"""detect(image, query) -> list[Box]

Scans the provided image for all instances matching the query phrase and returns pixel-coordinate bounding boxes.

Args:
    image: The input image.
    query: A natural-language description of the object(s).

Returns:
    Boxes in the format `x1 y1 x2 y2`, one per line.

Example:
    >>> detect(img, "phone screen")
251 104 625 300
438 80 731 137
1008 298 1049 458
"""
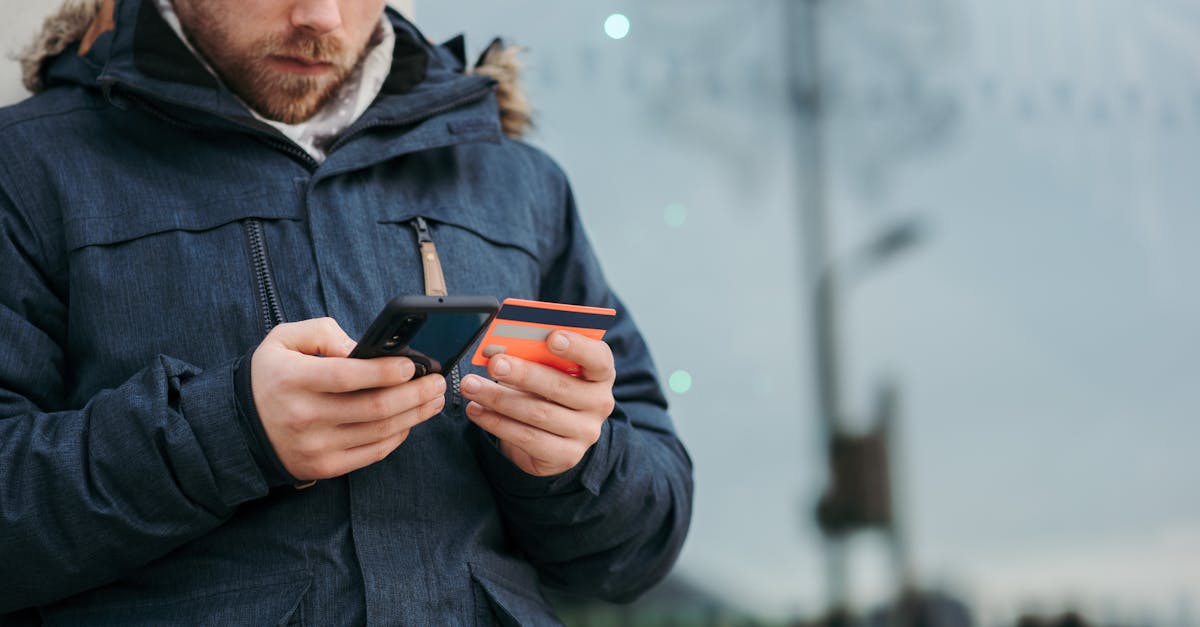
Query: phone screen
349 295 500 373
402 311 494 374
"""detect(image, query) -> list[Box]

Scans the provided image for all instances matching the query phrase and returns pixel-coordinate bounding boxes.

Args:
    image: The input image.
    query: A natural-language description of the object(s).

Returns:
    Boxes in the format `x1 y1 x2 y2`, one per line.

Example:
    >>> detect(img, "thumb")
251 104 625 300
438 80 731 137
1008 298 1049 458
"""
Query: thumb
265 317 357 358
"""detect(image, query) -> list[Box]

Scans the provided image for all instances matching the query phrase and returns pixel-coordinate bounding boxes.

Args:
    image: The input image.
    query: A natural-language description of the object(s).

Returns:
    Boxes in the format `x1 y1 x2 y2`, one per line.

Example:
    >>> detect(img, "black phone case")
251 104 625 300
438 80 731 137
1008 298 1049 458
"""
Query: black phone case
349 295 500 376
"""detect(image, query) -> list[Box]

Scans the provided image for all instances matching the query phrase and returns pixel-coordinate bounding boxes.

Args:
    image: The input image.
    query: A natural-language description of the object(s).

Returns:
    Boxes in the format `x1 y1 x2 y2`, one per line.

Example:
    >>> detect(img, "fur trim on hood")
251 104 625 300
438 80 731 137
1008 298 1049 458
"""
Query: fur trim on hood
467 39 532 139
16 0 531 138
17 0 102 95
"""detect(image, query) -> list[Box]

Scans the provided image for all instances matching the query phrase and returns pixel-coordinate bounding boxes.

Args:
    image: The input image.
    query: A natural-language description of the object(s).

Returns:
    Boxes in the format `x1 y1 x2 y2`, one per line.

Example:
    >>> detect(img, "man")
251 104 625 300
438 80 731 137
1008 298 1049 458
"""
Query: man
0 0 692 623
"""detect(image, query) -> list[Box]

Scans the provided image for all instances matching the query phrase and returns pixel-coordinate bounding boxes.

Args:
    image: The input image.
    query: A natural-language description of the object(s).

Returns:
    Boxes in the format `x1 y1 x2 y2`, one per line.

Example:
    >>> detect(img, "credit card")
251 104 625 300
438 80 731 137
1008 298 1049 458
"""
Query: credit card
470 298 617 376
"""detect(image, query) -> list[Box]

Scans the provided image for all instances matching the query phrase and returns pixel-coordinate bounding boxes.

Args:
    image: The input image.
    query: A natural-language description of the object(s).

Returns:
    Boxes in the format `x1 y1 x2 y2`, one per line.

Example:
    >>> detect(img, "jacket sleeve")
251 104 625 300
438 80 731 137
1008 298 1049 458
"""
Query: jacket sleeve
0 184 276 612
473 168 694 603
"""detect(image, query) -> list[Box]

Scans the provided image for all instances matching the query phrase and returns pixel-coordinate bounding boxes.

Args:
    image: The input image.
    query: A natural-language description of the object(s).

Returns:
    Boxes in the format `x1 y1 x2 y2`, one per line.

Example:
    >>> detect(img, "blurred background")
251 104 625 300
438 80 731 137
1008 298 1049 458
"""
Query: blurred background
3 1 1198 625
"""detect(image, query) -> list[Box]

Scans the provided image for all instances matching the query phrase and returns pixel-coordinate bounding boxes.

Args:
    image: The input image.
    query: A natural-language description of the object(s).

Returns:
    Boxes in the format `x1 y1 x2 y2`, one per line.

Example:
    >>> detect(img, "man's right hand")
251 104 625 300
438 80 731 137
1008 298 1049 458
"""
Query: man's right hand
250 317 446 482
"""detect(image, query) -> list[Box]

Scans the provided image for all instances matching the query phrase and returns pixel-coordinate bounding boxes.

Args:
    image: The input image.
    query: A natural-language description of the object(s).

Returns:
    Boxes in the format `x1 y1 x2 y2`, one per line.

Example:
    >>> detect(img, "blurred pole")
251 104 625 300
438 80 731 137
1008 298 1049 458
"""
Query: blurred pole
784 0 851 618
787 0 836 484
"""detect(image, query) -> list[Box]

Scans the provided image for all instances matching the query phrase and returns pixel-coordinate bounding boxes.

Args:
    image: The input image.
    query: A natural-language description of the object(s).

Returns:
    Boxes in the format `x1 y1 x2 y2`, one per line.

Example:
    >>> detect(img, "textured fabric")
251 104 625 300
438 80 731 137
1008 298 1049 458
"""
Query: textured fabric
0 0 693 624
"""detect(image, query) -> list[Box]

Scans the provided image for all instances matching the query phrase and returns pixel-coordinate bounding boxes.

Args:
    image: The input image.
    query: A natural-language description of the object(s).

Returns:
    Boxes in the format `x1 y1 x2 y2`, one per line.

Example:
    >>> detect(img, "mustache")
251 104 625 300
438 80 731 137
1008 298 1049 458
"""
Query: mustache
262 31 347 64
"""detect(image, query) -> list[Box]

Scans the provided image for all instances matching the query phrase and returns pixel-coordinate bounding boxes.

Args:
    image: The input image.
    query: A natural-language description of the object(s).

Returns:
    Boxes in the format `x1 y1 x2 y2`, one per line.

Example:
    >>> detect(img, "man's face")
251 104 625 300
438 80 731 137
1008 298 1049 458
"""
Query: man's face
172 0 387 124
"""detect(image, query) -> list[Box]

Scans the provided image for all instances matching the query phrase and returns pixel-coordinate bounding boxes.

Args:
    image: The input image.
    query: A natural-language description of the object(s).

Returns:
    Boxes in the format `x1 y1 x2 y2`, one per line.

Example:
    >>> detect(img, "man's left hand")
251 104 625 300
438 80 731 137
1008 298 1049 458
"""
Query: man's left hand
461 331 615 477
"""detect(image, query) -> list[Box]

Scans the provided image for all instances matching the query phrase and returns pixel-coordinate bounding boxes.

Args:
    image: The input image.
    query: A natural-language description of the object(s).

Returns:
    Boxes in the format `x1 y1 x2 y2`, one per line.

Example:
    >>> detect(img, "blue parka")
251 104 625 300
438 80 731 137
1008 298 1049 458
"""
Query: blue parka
0 1 692 624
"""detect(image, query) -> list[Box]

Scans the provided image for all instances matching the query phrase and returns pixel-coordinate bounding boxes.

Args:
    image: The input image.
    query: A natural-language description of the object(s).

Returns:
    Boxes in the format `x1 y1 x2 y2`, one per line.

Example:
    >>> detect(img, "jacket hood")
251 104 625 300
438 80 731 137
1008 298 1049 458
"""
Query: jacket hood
17 0 531 138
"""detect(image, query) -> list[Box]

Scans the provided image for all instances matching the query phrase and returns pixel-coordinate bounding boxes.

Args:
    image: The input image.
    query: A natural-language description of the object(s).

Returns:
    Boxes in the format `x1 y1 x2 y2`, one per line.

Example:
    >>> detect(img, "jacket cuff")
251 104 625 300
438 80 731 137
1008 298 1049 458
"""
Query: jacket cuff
175 358 271 506
477 416 614 499
233 349 298 487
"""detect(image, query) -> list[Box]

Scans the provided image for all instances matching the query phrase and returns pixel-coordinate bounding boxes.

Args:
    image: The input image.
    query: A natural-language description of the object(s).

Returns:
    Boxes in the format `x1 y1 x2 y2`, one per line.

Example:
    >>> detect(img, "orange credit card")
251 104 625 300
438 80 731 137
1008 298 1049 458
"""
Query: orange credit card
470 298 617 376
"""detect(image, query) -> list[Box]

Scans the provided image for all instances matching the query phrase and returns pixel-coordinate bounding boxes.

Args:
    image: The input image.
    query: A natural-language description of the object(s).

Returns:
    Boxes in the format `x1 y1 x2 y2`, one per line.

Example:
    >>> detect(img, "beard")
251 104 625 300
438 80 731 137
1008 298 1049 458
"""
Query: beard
175 4 367 124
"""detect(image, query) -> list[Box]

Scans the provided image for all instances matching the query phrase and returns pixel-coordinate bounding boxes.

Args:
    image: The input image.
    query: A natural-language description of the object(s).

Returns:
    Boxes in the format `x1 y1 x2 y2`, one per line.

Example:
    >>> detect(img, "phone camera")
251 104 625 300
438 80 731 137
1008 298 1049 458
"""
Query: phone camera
380 314 425 352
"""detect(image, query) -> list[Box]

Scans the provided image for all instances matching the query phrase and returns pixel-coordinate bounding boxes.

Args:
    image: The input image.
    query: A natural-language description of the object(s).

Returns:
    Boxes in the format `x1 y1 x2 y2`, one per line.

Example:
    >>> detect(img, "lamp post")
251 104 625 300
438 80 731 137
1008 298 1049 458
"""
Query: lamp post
786 0 924 621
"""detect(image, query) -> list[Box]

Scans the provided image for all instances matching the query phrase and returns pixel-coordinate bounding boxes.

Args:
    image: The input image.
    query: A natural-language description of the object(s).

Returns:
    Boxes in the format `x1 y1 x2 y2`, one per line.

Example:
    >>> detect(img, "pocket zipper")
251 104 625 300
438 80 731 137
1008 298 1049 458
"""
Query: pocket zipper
409 217 463 411
244 219 285 333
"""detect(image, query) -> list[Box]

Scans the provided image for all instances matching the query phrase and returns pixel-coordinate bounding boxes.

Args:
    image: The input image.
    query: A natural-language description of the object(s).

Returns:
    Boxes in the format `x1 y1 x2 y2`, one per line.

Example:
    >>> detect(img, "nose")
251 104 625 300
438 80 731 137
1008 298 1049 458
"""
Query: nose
291 0 342 35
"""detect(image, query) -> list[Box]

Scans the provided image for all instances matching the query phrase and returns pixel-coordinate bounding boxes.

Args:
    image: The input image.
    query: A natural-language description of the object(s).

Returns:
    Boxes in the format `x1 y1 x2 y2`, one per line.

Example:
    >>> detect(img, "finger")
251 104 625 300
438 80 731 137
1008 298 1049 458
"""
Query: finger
333 373 447 423
460 374 593 440
545 331 616 383
464 400 570 456
295 355 417 394
333 427 414 477
267 317 357 358
483 354 593 412
335 394 444 449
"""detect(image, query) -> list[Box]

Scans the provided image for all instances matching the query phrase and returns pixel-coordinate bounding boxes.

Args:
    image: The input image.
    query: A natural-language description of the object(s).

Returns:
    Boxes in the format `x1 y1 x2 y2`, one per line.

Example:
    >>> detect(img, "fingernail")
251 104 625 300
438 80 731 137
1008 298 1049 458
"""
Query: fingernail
465 402 481 418
550 333 569 352
461 376 480 394
492 357 511 377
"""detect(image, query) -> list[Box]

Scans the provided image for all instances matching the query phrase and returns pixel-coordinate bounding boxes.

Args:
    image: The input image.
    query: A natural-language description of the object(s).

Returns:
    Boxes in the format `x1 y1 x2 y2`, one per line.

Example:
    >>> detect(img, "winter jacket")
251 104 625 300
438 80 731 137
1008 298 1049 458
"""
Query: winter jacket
0 1 692 624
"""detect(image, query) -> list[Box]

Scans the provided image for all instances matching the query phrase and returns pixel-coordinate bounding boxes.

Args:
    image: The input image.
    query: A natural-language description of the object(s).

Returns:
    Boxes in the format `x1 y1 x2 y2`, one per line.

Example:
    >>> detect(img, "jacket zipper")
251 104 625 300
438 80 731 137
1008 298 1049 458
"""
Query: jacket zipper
246 219 307 490
245 219 285 333
411 216 448 297
409 217 463 411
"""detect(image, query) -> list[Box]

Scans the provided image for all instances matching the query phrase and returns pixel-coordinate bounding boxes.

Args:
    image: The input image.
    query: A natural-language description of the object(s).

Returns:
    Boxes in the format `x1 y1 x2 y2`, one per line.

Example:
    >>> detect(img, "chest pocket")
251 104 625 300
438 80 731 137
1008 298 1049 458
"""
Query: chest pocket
62 184 304 395
375 201 547 302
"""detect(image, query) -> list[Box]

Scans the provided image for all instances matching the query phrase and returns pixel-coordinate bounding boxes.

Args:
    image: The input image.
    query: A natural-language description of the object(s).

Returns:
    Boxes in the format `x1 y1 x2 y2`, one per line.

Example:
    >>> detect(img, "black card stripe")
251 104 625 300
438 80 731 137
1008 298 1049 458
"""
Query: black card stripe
497 304 616 330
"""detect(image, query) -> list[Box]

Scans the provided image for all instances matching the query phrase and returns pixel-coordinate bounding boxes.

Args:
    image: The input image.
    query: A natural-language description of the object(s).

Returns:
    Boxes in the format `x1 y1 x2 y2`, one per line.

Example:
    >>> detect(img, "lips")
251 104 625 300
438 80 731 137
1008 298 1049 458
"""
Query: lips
268 54 336 74
280 55 327 66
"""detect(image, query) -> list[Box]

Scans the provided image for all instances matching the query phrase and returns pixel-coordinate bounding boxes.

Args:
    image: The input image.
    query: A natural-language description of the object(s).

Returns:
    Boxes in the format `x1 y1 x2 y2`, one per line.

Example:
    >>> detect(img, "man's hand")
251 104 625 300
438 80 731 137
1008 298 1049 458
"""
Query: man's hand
251 318 447 481
461 330 616 477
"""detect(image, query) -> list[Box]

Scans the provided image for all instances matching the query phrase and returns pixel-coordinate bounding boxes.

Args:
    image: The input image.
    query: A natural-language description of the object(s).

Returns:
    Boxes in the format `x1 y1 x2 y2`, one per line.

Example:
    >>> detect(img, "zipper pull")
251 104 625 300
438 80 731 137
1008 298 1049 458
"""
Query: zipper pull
412 216 433 244
410 217 448 297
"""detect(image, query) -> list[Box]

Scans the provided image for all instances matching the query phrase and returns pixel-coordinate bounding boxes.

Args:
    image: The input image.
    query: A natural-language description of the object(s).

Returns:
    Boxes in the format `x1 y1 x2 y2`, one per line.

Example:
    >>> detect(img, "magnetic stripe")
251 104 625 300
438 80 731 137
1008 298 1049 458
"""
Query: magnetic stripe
497 304 615 329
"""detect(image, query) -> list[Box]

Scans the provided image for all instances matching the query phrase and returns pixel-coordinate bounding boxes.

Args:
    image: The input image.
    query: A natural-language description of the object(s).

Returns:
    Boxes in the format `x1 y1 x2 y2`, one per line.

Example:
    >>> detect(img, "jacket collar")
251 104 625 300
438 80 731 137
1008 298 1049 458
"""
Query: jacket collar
46 0 498 153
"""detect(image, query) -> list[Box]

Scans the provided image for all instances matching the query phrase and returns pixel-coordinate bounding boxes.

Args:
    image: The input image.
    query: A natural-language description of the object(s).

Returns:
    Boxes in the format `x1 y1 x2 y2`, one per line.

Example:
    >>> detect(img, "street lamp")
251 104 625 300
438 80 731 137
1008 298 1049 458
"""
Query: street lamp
786 0 926 620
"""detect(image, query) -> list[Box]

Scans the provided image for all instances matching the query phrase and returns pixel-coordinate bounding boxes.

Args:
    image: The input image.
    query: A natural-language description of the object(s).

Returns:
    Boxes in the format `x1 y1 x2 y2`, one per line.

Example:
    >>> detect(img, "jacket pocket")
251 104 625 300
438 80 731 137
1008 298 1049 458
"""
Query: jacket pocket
469 562 563 627
376 202 544 301
60 185 305 387
63 185 302 250
376 205 546 413
38 570 311 627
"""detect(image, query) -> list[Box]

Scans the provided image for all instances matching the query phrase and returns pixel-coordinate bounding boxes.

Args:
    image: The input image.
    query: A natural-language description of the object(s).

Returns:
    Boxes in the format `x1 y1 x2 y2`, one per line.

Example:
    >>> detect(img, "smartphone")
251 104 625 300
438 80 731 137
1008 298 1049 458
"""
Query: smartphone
349 295 500 377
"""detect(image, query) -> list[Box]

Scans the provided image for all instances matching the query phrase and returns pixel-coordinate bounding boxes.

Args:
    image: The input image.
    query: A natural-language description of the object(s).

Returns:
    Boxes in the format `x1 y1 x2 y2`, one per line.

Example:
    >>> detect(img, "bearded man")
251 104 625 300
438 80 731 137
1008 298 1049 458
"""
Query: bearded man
0 0 692 624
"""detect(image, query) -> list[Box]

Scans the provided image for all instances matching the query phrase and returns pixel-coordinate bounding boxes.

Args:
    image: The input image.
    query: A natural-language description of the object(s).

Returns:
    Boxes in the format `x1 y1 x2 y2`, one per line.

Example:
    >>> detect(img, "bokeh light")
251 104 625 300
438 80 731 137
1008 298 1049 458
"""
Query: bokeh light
668 370 692 394
663 202 687 228
604 13 631 40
